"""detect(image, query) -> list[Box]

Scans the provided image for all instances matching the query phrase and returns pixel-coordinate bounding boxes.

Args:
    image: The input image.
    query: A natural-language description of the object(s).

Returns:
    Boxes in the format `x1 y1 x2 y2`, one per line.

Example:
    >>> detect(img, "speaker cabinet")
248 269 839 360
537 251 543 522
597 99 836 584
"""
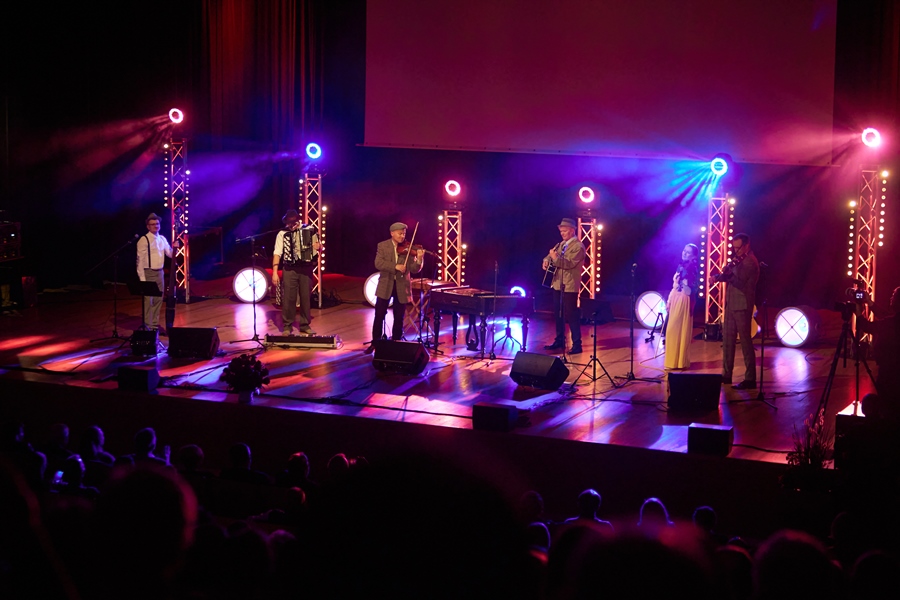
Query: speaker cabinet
667 373 722 412
131 330 158 356
118 366 160 391
472 402 518 432
509 352 570 390
168 327 220 360
372 340 430 375
688 423 733 456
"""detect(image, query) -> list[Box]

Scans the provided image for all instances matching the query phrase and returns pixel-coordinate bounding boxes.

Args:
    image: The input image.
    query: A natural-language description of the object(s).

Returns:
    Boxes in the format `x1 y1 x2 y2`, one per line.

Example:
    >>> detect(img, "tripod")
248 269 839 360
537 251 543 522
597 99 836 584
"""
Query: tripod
231 230 279 350
818 307 877 419
570 309 619 390
616 264 662 384
88 234 139 343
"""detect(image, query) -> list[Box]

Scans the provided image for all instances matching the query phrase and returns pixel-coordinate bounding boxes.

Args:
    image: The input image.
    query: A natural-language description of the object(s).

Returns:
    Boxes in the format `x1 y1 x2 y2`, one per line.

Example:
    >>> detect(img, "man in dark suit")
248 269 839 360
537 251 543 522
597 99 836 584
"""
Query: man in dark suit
365 222 424 353
716 233 760 388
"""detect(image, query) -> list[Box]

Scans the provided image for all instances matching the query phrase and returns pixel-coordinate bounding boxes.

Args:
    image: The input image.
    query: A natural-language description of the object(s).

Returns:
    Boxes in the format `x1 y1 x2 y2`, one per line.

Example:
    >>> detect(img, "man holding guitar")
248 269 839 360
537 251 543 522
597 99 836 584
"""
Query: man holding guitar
714 233 760 389
136 213 180 333
543 218 585 354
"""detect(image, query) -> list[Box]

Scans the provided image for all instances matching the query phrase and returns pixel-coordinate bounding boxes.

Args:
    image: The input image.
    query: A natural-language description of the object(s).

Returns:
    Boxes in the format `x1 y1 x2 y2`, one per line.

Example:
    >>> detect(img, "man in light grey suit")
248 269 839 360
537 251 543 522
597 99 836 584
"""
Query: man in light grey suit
716 233 760 389
365 222 424 353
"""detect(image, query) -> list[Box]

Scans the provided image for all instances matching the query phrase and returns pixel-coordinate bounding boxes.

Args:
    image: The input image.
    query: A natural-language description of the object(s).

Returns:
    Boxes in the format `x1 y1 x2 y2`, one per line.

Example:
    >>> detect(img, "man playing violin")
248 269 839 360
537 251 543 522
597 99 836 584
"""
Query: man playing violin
713 232 759 389
365 222 425 353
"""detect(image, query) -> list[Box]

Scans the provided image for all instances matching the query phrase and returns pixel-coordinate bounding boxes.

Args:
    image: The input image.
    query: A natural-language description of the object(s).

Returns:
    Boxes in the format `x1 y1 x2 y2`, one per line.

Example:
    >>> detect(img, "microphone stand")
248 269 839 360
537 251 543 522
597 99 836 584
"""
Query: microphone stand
616 264 661 385
88 235 139 343
231 229 280 350
418 255 445 354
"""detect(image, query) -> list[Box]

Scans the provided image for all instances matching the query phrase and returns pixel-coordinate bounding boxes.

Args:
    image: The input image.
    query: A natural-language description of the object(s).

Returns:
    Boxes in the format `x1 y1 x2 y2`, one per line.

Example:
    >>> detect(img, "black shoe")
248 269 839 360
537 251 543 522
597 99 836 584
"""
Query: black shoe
364 342 376 355
733 380 757 390
544 341 565 351
721 377 732 385
569 345 583 354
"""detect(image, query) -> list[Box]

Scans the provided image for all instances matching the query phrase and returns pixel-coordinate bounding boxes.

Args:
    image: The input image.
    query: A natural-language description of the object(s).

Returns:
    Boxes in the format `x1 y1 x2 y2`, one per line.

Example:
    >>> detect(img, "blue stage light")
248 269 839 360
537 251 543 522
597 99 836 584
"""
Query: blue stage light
306 143 322 159
710 157 728 176
509 286 527 297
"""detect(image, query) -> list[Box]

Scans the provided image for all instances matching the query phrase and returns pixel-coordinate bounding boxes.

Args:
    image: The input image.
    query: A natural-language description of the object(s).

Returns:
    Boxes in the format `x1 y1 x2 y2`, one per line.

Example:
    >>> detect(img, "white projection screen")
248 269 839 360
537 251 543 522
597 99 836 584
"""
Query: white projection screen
365 0 837 165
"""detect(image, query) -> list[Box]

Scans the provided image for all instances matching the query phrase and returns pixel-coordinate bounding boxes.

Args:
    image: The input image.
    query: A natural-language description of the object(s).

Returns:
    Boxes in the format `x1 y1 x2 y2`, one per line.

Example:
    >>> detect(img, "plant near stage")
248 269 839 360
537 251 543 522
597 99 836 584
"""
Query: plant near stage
222 353 270 392
782 411 834 492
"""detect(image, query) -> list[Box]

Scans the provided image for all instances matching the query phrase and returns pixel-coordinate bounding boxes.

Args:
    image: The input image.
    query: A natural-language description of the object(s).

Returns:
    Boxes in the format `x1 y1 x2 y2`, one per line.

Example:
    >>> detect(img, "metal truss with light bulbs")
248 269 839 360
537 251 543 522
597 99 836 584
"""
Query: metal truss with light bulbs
164 139 190 302
300 173 326 308
848 166 887 323
577 217 602 306
700 194 734 330
437 209 465 286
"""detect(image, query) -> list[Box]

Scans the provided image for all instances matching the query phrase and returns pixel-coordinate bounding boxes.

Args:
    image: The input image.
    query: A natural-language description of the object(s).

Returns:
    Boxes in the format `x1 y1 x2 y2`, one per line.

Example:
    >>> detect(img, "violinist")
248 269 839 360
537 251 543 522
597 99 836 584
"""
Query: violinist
364 222 425 353
273 209 319 336
715 232 759 389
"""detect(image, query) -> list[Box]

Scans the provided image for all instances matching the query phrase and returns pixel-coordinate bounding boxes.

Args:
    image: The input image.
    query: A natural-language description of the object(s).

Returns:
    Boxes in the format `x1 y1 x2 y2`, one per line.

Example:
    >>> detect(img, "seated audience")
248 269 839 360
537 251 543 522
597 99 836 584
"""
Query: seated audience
219 443 271 485
124 427 169 467
561 488 614 534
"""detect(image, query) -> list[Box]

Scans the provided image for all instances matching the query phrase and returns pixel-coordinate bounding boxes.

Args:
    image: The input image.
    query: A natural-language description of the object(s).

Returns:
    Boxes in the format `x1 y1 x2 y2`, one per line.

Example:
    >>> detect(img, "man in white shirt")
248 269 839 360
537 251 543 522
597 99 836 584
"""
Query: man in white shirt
272 209 319 336
136 213 175 331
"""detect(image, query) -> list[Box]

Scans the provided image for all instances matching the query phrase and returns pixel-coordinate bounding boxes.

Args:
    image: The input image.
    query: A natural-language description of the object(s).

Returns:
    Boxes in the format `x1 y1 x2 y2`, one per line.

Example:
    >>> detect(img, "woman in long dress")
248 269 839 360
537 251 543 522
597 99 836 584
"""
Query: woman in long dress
664 244 699 370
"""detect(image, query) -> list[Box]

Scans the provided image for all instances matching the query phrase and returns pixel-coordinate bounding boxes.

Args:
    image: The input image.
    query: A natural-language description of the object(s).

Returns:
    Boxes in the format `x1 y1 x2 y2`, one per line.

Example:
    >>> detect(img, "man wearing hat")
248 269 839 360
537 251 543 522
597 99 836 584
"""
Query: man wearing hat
542 218 585 354
365 222 425 353
272 209 319 336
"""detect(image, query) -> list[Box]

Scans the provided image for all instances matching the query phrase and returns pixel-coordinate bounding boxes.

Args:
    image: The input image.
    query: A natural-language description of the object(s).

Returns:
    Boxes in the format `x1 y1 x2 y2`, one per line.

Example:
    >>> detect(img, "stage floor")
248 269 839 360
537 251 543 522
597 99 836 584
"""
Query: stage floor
0 274 870 465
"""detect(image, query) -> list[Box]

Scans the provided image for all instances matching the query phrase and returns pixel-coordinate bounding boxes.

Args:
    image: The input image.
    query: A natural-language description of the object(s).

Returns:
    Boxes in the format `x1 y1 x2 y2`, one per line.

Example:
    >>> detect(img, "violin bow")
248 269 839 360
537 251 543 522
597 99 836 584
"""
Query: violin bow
402 221 420 271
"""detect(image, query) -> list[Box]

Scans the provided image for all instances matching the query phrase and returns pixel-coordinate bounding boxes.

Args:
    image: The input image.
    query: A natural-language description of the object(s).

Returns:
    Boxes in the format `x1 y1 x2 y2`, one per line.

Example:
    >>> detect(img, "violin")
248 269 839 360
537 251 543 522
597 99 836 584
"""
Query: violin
397 241 428 256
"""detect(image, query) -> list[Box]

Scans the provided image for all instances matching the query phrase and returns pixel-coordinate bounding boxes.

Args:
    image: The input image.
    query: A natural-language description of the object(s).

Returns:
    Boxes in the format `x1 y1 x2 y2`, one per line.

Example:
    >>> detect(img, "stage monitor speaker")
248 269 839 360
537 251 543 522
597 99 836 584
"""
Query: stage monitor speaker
687 423 733 456
118 366 160 391
168 327 220 360
509 352 569 390
667 373 722 412
372 340 429 375
131 330 158 356
472 402 518 432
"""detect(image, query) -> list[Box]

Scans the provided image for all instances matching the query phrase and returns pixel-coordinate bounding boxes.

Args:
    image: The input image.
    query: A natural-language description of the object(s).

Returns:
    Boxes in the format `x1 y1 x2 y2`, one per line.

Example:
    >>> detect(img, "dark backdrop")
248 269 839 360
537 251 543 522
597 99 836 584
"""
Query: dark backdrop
1 0 898 309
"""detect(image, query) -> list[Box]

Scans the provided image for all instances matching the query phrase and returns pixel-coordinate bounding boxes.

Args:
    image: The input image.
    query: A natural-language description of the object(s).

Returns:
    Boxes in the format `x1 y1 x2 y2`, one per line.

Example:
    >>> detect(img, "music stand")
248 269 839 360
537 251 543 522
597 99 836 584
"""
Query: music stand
232 230 280 350
88 235 139 342
570 298 618 391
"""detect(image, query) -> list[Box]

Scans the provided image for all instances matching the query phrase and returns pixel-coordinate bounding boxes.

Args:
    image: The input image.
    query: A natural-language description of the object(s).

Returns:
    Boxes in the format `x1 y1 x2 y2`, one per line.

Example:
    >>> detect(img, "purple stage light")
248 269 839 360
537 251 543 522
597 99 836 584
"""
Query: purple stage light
710 157 728 176
862 128 882 148
306 143 322 159
168 108 184 124
445 180 461 197
509 286 527 297
578 186 595 203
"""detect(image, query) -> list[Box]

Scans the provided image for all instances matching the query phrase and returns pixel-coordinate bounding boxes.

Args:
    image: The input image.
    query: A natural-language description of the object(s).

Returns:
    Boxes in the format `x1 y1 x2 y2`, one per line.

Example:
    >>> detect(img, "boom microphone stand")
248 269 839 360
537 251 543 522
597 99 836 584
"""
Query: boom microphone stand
88 234 139 342
231 229 280 350
616 263 662 385
570 306 618 390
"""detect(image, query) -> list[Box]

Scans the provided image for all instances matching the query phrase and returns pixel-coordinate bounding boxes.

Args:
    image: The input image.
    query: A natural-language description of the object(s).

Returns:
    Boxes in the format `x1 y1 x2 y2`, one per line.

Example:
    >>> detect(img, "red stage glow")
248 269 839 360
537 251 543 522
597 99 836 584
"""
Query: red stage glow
0 335 53 351
861 127 882 148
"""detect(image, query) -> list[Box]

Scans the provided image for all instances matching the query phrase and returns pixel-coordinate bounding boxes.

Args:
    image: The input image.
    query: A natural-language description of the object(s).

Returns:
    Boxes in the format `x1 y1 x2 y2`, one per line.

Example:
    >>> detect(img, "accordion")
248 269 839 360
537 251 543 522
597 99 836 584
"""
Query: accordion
281 225 317 266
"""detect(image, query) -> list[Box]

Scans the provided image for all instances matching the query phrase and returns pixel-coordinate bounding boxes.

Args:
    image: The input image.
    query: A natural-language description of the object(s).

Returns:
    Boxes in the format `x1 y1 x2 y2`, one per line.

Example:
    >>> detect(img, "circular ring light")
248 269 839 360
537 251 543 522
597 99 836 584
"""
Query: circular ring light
578 186 595 203
168 108 184 124
861 128 882 148
444 180 461 197
710 157 729 176
775 306 818 348
636 291 667 328
364 272 393 307
305 143 322 159
509 286 527 297
233 267 270 303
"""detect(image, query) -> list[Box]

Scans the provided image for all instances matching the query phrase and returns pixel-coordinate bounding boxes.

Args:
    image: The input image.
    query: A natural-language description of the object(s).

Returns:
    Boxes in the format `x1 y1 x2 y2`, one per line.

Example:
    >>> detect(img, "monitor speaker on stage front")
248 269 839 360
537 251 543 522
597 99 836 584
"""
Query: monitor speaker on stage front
372 340 429 375
667 373 722 412
509 352 569 390
118 366 160 391
168 327 220 360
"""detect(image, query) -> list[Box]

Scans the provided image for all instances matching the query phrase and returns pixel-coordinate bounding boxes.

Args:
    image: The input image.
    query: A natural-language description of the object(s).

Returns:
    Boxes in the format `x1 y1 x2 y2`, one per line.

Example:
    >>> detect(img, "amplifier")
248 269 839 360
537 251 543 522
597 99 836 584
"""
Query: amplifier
265 334 339 349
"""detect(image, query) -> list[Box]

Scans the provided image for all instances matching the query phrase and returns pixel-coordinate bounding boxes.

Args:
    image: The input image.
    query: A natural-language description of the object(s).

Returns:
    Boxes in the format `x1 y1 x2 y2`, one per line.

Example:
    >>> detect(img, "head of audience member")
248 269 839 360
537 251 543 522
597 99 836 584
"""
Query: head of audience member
518 490 545 524
92 466 198 595
178 444 204 472
0 420 26 450
693 505 717 533
637 497 675 535
326 453 350 481
78 425 105 460
525 521 551 552
286 452 310 478
45 423 70 451
229 443 252 469
61 455 86 487
850 550 900 600
714 544 753 600
577 488 602 519
753 529 843 600
134 427 158 457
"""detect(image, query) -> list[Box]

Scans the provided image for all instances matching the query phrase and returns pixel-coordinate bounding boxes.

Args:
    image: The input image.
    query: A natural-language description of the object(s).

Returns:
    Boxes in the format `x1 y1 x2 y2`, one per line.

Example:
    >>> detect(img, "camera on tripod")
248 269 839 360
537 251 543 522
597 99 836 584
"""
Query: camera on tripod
834 277 870 320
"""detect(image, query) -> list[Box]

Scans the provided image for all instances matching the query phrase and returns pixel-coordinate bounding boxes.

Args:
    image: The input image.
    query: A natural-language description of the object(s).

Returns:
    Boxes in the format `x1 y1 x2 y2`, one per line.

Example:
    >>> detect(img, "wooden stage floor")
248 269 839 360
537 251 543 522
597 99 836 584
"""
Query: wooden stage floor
0 274 870 465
